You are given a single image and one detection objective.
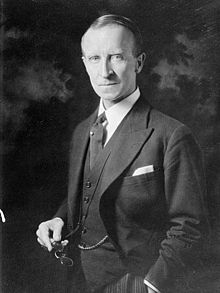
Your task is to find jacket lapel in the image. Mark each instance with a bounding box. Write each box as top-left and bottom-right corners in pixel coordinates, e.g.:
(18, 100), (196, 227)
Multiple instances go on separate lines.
(98, 97), (154, 198)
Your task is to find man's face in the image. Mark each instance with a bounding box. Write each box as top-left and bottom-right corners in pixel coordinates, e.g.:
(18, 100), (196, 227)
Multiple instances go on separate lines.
(81, 24), (145, 108)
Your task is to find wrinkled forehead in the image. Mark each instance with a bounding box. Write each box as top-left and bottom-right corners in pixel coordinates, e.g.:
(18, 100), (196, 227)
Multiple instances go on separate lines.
(81, 24), (135, 55)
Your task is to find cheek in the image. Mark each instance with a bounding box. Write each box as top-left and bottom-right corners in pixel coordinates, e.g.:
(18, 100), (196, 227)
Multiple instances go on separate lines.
(87, 70), (95, 80)
(120, 71), (136, 86)
(116, 64), (136, 81)
(85, 65), (97, 80)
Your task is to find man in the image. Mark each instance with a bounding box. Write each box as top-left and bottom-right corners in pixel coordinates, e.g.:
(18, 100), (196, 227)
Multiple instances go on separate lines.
(36, 14), (208, 293)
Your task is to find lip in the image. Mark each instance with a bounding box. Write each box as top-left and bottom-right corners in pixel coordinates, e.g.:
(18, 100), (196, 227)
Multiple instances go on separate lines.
(99, 83), (118, 86)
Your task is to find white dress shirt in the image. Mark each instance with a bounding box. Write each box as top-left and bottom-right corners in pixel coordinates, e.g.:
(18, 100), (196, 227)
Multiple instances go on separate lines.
(97, 88), (160, 293)
(98, 88), (139, 145)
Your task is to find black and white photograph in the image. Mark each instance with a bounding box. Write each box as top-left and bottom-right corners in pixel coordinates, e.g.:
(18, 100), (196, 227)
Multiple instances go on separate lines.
(1, 1), (220, 292)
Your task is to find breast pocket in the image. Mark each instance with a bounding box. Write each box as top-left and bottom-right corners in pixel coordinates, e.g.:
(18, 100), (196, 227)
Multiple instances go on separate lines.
(122, 168), (162, 185)
(115, 169), (165, 223)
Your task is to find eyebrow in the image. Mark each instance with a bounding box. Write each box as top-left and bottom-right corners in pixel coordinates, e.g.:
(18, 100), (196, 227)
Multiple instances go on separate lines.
(85, 50), (125, 56)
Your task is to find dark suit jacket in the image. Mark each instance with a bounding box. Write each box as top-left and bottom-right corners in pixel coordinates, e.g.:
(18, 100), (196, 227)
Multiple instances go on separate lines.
(55, 95), (208, 292)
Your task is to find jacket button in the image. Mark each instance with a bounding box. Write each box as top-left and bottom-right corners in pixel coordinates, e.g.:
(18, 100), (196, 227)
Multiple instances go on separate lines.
(83, 196), (89, 203)
(85, 181), (91, 188)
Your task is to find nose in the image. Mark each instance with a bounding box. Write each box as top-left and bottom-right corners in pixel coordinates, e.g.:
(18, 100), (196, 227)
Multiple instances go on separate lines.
(99, 59), (112, 78)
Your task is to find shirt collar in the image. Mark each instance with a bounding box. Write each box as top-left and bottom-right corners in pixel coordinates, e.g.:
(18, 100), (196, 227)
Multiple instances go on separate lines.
(98, 87), (140, 120)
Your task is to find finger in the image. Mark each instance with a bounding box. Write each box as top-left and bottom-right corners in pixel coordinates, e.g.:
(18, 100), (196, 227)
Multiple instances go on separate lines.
(61, 240), (69, 247)
(37, 238), (50, 251)
(52, 228), (62, 242)
(37, 237), (44, 246)
(51, 220), (64, 242)
(37, 223), (53, 251)
(42, 238), (53, 251)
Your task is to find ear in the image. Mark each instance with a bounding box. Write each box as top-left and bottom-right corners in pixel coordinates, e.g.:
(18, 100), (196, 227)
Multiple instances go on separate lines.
(81, 56), (89, 73)
(135, 52), (146, 74)
(81, 56), (86, 66)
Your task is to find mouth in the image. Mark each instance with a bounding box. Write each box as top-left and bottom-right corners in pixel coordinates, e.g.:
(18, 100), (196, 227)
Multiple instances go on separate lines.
(99, 83), (118, 86)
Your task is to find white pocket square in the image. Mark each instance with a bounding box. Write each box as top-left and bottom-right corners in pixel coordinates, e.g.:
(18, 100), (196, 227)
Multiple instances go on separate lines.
(132, 165), (154, 176)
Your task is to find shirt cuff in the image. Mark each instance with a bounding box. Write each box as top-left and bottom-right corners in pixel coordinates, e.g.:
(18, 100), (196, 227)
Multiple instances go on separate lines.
(144, 279), (161, 293)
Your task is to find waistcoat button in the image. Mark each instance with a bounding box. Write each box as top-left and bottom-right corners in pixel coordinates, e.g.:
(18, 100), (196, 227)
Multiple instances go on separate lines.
(85, 181), (91, 188)
(83, 196), (89, 203)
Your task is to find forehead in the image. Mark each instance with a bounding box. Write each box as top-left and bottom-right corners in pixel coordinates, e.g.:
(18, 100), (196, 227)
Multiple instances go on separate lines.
(81, 24), (135, 54)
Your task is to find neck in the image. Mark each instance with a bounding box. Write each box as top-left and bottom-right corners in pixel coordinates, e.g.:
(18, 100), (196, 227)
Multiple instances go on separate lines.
(102, 96), (126, 109)
(102, 88), (137, 109)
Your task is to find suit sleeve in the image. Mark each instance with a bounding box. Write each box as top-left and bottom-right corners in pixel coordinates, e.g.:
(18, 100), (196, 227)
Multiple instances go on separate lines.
(53, 198), (68, 222)
(145, 125), (208, 292)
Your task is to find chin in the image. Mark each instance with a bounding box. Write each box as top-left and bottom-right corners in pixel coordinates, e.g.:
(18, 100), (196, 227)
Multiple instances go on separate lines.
(101, 94), (121, 102)
(96, 90), (119, 100)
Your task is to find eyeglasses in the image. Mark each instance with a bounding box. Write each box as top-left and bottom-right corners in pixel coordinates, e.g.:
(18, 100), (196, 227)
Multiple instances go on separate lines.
(49, 220), (82, 267)
(52, 241), (73, 267)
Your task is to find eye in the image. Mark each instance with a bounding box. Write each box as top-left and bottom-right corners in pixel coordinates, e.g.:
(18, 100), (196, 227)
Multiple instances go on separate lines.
(111, 54), (124, 62)
(88, 56), (100, 63)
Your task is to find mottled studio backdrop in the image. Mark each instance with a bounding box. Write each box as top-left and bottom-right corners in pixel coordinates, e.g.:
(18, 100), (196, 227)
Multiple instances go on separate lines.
(1, 0), (220, 292)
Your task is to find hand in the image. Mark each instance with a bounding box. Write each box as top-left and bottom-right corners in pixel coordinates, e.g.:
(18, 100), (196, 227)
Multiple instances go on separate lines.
(36, 217), (64, 251)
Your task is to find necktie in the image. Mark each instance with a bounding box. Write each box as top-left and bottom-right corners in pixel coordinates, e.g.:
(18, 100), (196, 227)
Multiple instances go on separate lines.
(89, 112), (107, 169)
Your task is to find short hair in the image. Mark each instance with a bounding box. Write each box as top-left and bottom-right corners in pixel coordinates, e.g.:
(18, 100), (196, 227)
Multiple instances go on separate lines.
(81, 14), (143, 56)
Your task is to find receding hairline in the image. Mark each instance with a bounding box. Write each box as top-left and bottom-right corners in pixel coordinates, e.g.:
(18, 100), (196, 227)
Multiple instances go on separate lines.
(81, 14), (143, 56)
(81, 24), (136, 55)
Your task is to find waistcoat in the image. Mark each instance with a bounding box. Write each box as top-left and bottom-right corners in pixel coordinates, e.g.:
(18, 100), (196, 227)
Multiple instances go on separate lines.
(79, 118), (128, 291)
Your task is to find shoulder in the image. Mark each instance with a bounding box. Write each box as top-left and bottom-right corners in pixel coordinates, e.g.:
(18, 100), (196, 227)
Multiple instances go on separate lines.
(72, 110), (97, 136)
(146, 106), (202, 160)
(149, 108), (183, 133)
(148, 107), (194, 141)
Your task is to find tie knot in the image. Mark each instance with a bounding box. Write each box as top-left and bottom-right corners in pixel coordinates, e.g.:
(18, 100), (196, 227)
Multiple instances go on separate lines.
(96, 112), (106, 124)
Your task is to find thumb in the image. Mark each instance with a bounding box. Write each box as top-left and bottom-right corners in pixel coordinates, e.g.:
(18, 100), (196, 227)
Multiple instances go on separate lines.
(51, 218), (64, 242)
